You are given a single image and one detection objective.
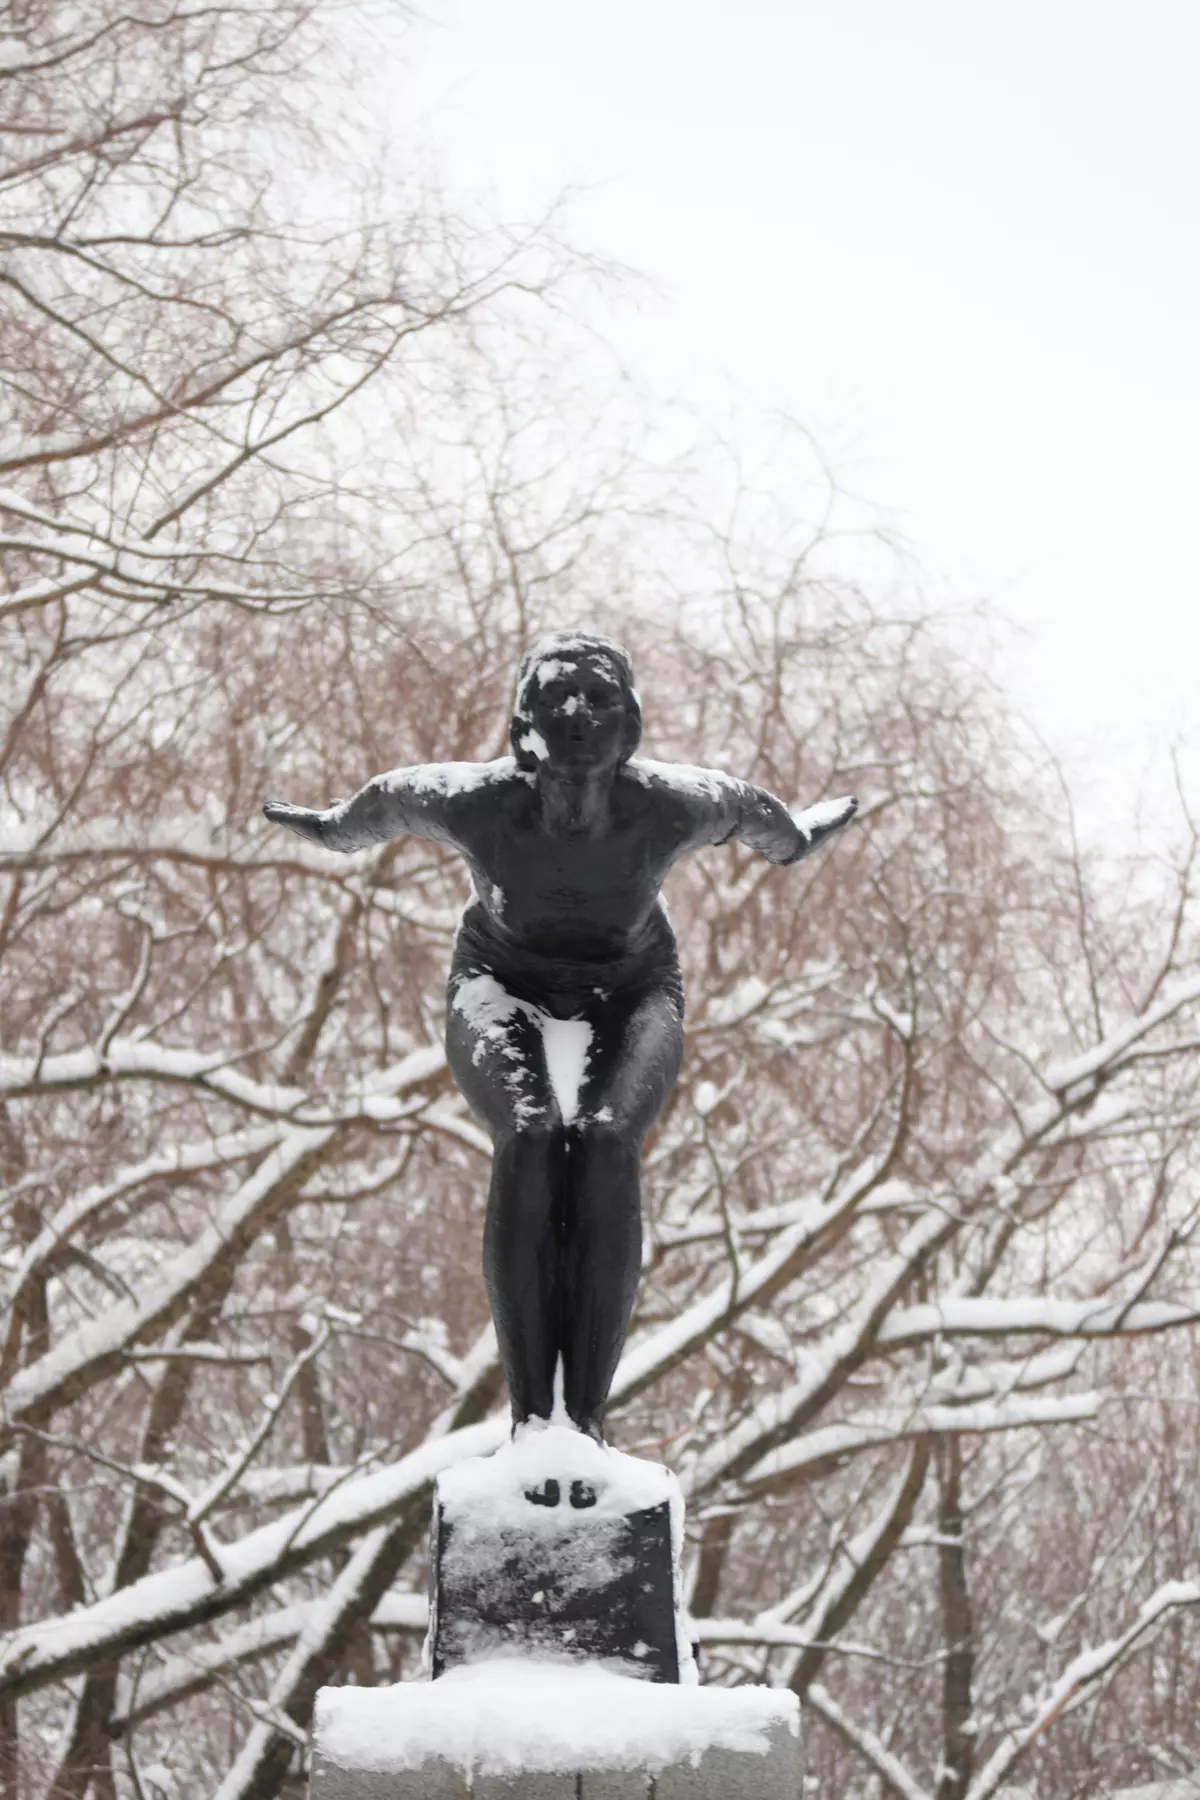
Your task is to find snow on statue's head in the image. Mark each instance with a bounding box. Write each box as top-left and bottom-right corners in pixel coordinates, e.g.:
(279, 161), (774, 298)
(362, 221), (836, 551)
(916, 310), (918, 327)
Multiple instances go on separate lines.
(510, 631), (642, 774)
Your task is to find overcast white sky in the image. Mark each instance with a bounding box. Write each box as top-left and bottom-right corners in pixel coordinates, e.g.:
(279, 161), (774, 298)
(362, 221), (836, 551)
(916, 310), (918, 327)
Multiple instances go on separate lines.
(400, 0), (1198, 816)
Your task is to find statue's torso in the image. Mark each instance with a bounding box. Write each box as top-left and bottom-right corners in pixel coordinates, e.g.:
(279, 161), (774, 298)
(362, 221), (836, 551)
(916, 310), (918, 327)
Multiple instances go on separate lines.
(453, 767), (698, 962)
(399, 760), (726, 966)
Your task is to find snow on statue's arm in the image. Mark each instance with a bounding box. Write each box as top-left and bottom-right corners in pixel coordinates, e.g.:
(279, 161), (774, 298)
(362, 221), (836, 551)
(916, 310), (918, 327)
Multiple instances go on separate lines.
(777, 792), (859, 863)
(729, 783), (858, 863)
(262, 759), (508, 853)
(630, 759), (857, 866)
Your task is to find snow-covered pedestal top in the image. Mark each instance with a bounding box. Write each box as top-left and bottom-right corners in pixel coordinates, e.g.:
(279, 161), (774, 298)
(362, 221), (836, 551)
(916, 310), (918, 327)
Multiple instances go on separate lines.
(312, 1660), (800, 1798)
(436, 1425), (680, 1527)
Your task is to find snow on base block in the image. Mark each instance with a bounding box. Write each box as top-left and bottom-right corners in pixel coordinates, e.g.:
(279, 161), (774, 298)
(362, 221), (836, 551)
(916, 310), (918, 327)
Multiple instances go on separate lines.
(427, 1429), (690, 1684)
(311, 1661), (801, 1798)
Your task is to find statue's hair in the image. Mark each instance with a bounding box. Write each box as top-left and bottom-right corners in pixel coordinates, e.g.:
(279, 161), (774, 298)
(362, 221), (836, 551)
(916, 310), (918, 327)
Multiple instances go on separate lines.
(510, 631), (641, 773)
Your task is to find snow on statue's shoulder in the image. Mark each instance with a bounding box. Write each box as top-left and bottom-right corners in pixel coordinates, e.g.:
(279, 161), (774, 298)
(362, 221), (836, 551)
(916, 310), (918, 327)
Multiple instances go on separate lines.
(627, 757), (739, 803)
(382, 756), (527, 799)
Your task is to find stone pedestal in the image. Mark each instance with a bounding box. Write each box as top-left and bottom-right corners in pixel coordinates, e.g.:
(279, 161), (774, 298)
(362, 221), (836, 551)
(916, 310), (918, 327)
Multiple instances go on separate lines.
(310, 1434), (800, 1797)
(311, 1663), (801, 1799)
(426, 1428), (689, 1684)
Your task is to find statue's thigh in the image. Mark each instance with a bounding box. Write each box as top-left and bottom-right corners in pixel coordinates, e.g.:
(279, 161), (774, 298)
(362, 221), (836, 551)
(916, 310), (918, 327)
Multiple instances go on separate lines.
(445, 978), (556, 1137)
(579, 986), (684, 1138)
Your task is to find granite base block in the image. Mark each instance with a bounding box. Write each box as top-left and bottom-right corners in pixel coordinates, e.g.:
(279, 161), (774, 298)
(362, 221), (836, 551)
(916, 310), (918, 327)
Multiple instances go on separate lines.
(312, 1744), (799, 1799)
(652, 1721), (798, 1797)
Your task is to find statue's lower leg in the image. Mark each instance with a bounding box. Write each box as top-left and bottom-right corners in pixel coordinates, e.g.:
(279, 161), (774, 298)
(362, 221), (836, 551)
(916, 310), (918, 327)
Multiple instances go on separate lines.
(561, 1123), (643, 1442)
(482, 1123), (563, 1429)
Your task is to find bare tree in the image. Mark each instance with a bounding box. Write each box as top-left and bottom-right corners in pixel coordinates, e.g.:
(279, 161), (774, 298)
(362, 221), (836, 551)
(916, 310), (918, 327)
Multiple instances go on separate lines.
(3, 9), (1200, 1800)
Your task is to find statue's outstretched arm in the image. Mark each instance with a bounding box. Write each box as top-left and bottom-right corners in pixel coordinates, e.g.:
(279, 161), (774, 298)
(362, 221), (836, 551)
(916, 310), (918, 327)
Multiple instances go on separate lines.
(781, 792), (858, 862)
(636, 760), (857, 867)
(729, 783), (858, 865)
(263, 766), (460, 854)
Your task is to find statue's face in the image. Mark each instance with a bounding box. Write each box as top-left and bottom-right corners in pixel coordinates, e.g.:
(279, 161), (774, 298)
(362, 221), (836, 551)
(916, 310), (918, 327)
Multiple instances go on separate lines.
(526, 650), (629, 774)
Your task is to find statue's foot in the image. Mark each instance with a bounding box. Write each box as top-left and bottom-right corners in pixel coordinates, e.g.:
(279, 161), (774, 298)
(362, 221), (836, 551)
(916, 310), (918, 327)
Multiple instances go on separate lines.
(524, 1478), (560, 1507)
(577, 1414), (606, 1447)
(569, 1479), (597, 1509)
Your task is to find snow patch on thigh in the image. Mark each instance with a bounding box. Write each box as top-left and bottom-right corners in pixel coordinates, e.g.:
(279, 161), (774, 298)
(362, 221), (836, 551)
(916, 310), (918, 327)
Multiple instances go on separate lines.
(540, 1015), (592, 1126)
(452, 974), (529, 1061)
(452, 974), (592, 1126)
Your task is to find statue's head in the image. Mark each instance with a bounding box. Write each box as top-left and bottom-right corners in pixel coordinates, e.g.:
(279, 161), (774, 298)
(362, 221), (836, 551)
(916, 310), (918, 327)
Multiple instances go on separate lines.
(511, 632), (642, 775)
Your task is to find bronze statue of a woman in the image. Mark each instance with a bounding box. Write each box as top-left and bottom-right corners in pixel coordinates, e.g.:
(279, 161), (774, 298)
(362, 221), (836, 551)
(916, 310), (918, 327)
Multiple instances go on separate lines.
(264, 632), (855, 1444)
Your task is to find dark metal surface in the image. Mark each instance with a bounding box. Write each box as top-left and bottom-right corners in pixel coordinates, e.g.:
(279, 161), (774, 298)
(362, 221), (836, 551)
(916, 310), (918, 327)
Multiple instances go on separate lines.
(265, 632), (856, 1438)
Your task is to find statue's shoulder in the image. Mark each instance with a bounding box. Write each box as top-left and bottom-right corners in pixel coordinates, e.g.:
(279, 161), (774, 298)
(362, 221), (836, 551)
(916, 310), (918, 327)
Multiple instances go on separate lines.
(383, 757), (533, 814)
(623, 758), (741, 808)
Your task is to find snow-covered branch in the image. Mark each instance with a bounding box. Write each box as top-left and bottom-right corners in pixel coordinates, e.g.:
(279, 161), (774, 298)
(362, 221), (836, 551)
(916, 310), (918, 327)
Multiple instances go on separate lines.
(740, 1391), (1100, 1494)
(1043, 974), (1200, 1100)
(0, 1034), (447, 1120)
(2, 1126), (338, 1435)
(966, 1581), (1200, 1800)
(806, 1682), (933, 1800)
(878, 1295), (1200, 1351)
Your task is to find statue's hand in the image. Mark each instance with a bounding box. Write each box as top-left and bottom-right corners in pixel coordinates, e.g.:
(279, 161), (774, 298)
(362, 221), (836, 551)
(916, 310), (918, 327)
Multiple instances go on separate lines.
(262, 799), (327, 845)
(788, 794), (857, 858)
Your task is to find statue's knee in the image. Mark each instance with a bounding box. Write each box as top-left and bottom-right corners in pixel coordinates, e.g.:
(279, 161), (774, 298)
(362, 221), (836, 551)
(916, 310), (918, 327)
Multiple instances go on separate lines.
(575, 1115), (638, 1166)
(502, 1118), (561, 1165)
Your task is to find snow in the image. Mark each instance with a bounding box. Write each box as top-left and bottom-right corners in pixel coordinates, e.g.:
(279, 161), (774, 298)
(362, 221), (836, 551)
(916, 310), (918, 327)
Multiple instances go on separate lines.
(869, 992), (915, 1040)
(314, 1660), (796, 1776)
(742, 1392), (1100, 1488)
(790, 795), (856, 837)
(1104, 1778), (1200, 1800)
(878, 1295), (1200, 1346)
(0, 812), (371, 876)
(358, 1045), (447, 1100)
(7, 1123), (281, 1309)
(530, 657), (577, 685)
(702, 975), (771, 1026)
(1043, 972), (1200, 1094)
(686, 1205), (963, 1490)
(0, 1034), (311, 1117)
(628, 757), (738, 803)
(451, 974), (592, 1124)
(970, 1579), (1200, 1799)
(0, 1028), (445, 1130)
(383, 758), (515, 799)
(541, 1015), (591, 1124)
(2, 1124), (335, 1429)
(613, 1149), (892, 1403)
(437, 1424), (676, 1529)
(928, 1342), (1084, 1400)
(806, 1683), (931, 1800)
(513, 634), (630, 716)
(0, 574), (66, 614)
(693, 1080), (721, 1117)
(517, 726), (549, 760)
(656, 1176), (915, 1251)
(0, 1414), (510, 1695)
